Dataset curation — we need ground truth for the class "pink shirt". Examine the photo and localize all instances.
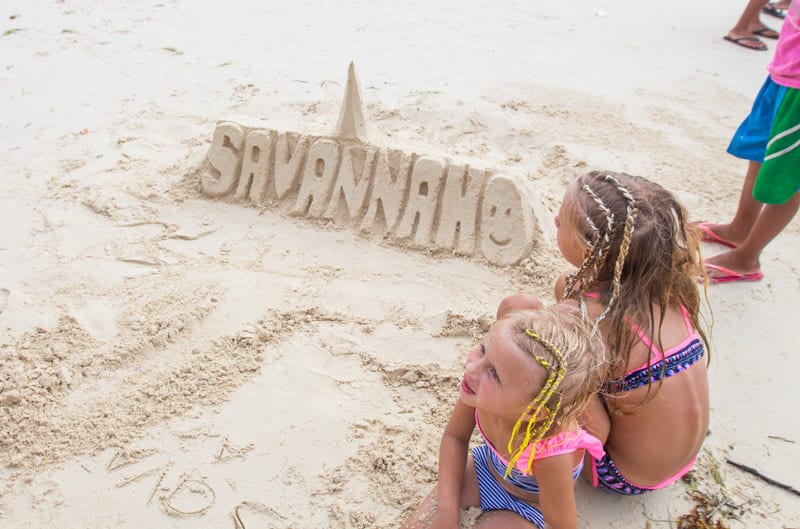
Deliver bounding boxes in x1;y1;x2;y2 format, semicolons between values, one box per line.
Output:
768;0;800;88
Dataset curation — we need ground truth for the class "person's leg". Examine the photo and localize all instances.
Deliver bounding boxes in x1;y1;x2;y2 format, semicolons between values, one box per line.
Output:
705;83;799;279
699;161;763;245
704;192;800;276
726;0;771;49
476;510;538;529
703;79;794;253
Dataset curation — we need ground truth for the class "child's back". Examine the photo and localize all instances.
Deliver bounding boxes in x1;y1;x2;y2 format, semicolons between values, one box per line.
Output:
580;300;708;490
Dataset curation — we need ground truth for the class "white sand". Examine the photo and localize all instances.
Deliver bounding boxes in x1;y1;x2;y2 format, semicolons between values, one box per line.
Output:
1;1;799;527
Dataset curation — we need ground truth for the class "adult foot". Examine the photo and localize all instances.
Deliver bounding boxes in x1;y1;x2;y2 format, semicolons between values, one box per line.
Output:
723;33;768;50
752;23;780;39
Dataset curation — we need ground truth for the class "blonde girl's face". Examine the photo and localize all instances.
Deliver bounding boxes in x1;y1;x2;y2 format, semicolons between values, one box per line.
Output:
555;187;588;268
459;318;540;423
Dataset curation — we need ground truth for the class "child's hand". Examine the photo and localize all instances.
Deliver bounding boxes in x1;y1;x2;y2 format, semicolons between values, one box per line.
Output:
427;510;461;529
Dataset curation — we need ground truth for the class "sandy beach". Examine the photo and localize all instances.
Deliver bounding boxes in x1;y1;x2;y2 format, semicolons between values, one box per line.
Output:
1;1;799;527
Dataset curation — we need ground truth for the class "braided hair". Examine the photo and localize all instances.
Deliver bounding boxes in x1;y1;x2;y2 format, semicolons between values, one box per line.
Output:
502;305;607;476
560;171;709;400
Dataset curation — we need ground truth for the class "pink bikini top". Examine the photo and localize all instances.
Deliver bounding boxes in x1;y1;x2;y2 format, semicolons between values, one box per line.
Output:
581;292;703;377
579;296;707;392
475;411;605;474
626;305;700;375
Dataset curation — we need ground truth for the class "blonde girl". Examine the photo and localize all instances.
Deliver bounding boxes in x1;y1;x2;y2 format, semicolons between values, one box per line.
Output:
500;170;710;495
400;306;606;529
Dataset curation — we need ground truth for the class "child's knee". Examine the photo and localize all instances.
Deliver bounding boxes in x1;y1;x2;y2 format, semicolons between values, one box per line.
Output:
496;294;544;320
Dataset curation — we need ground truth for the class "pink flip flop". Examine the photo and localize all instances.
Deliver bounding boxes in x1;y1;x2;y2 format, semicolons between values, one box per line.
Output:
693;222;738;249
702;263;763;284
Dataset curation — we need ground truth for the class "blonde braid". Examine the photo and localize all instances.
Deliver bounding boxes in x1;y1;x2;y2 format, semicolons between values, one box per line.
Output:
581;184;616;295
582;183;615;256
563;182;601;299
563;179;617;321
505;329;566;477
595;174;638;325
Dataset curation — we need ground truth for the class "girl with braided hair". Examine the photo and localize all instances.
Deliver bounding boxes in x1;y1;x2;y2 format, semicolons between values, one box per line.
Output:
499;170;710;495
399;306;607;529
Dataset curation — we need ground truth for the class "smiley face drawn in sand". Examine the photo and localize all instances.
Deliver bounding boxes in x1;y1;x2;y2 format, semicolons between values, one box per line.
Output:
479;175;534;265
487;206;513;246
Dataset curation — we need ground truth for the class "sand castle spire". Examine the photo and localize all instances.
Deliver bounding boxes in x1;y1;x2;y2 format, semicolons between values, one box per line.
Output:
334;62;368;142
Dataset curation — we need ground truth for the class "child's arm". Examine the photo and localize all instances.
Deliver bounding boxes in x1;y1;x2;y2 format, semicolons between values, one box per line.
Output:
533;454;578;529
579;393;611;445
432;399;476;528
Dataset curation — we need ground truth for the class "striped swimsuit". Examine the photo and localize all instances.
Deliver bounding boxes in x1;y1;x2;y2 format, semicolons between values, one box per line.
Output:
472;413;604;528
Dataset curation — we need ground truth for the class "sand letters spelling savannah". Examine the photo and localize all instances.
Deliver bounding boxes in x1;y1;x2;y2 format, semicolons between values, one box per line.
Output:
200;66;543;267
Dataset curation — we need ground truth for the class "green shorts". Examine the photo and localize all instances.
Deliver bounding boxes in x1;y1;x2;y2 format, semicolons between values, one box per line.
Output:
754;84;800;205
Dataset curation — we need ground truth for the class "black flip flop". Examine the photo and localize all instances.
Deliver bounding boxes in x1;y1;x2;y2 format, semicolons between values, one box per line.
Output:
723;35;768;51
762;3;787;19
753;26;780;39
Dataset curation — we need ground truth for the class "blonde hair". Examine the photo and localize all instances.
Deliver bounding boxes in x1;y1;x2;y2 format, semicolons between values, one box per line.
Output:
561;170;709;401
501;305;607;476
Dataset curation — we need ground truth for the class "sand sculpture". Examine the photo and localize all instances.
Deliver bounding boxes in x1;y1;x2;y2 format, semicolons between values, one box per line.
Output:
200;63;545;266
